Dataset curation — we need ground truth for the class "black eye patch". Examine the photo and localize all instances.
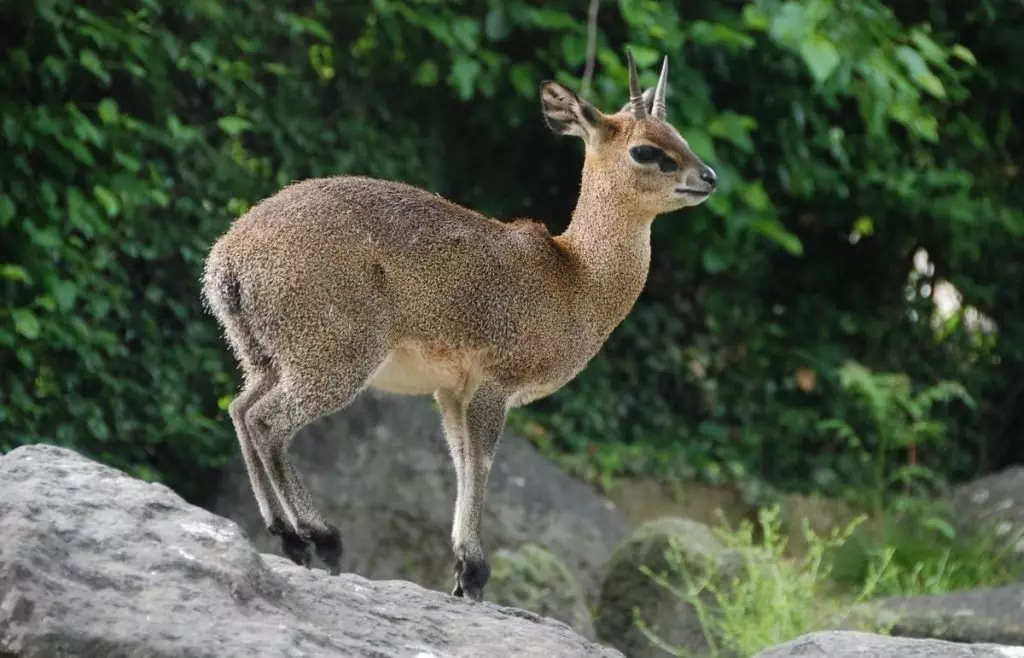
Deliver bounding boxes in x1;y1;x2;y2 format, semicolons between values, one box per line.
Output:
629;145;679;173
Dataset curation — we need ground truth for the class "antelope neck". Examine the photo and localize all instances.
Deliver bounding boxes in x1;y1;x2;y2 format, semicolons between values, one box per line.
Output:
555;169;655;328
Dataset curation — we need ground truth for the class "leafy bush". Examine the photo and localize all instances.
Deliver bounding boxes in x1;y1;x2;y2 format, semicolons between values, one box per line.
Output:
829;508;1024;598
635;504;1023;657
635;507;879;657
3;0;1023;504
0;0;433;501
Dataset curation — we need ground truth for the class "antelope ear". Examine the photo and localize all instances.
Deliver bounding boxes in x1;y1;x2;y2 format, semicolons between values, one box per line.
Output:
539;81;611;147
618;88;656;116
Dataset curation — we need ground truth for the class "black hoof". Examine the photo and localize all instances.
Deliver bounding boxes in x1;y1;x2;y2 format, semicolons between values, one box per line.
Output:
310;524;343;576
268;519;312;568
452;555;489;603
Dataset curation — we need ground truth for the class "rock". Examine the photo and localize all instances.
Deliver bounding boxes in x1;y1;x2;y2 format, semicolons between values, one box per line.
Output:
753;630;1024;657
952;467;1024;567
211;389;629;600
605;477;755;530
856;585;1024;645
776;492;857;558
594;517;741;658
0;444;622;658
488;543;595;639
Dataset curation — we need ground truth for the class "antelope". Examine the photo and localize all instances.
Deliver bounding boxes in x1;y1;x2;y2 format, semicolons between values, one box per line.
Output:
201;51;717;602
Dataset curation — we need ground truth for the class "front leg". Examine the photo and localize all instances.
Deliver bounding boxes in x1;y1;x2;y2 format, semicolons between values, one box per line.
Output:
450;384;508;602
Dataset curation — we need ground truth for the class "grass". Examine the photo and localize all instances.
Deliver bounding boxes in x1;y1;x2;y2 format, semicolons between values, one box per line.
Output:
633;503;1023;658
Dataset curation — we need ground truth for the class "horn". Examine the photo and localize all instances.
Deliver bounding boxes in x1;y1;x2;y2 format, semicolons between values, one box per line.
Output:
652;56;669;120
626;49;647;119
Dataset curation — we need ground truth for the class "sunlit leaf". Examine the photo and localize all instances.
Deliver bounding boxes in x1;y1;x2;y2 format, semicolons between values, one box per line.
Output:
216;116;253;136
800;34;841;83
12;309;41;340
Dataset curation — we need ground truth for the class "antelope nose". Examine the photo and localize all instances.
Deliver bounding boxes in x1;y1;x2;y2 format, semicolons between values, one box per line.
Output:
700;167;717;187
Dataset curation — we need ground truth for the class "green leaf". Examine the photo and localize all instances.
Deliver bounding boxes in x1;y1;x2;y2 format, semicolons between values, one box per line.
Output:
769;1;815;46
12;308;41;340
853;216;874;236
413;60;439;86
920;516;957;540
97;98;119;124
741;183;771;212
484;8;511;41
217;116;253;136
626;45;659;69
702;245;730;273
800;34;840;83
53;280;78;312
895;46;946;99
450;56;482;100
450;17;480;50
93;185;120;217
909;29;948;65
0;264;31;283
741;4;770;31
951;44;976;66
750;218;803;255
0;196;14;226
79;49;111;85
707;112;758;153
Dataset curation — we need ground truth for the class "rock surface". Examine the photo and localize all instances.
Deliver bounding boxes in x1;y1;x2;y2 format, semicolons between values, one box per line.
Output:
952;467;1024;567
212;389;629;599
863;585;1024;645
0;444;623;658
594;517;741;658
752;630;1024;657
488;543;595;639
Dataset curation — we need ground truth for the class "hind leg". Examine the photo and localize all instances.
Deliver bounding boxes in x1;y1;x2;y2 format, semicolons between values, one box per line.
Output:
245;341;383;574
229;370;302;561
229;369;312;567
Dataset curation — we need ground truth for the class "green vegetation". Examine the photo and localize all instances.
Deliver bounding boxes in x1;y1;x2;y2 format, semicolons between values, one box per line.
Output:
2;0;1022;512
636;505;1022;657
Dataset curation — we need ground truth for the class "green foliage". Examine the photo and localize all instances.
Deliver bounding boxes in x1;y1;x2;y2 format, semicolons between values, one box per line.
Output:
634;506;879;657
829;510;1024;598
635;504;1022;657
0;0;433;500
818;360;974;517
3;0;1023;503
517;0;1024;495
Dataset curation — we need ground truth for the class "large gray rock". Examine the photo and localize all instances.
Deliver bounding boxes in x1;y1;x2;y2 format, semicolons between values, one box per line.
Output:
594;517;742;658
0;444;622;658
952;467;1024;567
861;585;1024;645
753;630;1024;657
211;389;629;599
488;543;595;639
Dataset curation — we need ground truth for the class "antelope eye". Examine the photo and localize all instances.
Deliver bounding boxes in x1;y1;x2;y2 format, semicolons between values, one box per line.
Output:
629;145;663;164
630;144;680;173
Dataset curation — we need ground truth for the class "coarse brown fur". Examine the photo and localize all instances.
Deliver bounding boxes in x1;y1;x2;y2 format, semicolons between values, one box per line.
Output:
201;53;717;601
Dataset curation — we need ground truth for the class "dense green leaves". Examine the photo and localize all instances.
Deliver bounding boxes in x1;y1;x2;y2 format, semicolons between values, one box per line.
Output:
1;0;1022;504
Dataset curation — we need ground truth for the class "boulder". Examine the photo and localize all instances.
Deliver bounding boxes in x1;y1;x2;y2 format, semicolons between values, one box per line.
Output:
753;630;1024;657
952;467;1024;568
0;444;623;658
857;585;1024;645
488;543;595;639
211;389;629;600
594;517;741;658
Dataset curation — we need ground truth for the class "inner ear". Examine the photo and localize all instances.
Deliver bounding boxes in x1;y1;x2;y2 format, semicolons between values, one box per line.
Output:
539;81;609;146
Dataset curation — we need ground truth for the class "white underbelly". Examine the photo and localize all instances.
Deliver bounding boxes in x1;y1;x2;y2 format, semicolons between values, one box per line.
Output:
367;345;470;396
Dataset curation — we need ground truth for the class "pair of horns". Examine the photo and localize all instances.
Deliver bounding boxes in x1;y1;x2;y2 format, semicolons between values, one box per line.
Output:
626;50;669;121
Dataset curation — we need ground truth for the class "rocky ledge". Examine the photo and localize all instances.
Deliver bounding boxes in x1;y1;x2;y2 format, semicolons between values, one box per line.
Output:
0;444;620;658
